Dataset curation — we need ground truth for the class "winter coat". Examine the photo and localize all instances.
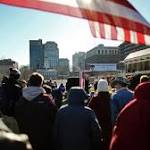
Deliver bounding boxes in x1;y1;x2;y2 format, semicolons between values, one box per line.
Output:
54;87;103;150
58;84;65;93
0;78;22;116
88;92;112;150
15;86;57;150
111;87;133;125
110;82;150;150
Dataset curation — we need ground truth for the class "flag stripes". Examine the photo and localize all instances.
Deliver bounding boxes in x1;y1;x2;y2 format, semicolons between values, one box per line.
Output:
0;0;150;45
89;21;150;45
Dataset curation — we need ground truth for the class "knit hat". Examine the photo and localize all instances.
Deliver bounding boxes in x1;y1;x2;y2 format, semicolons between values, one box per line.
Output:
97;79;109;92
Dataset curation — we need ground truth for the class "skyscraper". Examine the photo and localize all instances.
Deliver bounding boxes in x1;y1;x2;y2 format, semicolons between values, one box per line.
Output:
30;39;44;70
44;41;59;69
72;52;86;72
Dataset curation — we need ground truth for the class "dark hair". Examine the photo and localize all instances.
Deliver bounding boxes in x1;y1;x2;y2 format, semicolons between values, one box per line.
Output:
119;82;127;87
43;84;52;94
28;72;44;87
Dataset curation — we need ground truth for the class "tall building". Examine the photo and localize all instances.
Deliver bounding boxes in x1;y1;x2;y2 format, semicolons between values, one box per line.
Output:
72;52;86;72
119;42;150;60
44;42;59;69
0;59;18;76
58;58;70;75
30;39;44;70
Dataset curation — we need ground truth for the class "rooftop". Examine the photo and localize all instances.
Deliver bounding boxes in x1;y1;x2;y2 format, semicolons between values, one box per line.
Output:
124;48;150;60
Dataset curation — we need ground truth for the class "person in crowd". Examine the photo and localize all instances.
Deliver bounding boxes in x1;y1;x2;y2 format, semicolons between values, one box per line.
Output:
94;80;98;92
0;68;22;116
140;75;150;83
0;113;32;150
128;73;141;91
43;84;52;94
15;72;57;150
54;87;103;150
53;81;58;88
111;77;134;125
88;79;112;150
110;82;150;150
58;83;65;93
52;86;63;109
43;84;54;101
19;79;27;88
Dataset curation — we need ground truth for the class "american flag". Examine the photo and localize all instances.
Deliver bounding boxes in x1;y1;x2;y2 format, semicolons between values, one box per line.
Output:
1;0;150;45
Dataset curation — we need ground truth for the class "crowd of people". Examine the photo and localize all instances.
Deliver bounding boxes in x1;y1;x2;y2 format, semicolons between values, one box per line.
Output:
0;67;150;150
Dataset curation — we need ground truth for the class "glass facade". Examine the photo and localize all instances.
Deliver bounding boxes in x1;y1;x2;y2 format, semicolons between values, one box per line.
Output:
30;39;44;70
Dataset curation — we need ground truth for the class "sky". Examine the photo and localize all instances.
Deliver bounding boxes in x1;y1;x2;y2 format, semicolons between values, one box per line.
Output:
0;0;150;67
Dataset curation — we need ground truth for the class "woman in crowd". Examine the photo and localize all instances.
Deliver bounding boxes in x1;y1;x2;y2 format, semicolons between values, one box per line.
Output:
88;79;112;150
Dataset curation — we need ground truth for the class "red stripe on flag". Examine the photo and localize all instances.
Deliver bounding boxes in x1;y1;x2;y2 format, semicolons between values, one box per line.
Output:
99;23;105;38
124;29;131;43
111;26;117;40
137;32;145;45
1;0;150;35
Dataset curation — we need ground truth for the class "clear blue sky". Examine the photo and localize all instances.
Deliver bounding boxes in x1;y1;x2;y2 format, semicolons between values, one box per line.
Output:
0;0;150;66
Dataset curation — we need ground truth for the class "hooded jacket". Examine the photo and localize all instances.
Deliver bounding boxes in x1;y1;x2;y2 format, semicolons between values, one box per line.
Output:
110;82;150;150
54;87;103;150
15;86;57;150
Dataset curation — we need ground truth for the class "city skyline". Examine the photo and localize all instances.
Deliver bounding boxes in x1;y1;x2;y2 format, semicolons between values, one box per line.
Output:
0;0;150;66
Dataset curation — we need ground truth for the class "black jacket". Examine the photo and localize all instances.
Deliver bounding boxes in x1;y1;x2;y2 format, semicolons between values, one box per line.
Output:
54;87;103;150
15;89;57;150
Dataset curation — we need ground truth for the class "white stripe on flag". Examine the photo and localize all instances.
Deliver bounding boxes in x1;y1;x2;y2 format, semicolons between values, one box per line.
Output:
144;34;150;45
104;24;111;39
94;22;101;38
130;31;138;44
116;27;125;41
41;0;78;7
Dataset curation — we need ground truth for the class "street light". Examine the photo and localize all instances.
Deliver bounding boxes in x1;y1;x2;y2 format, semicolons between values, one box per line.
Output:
90;64;95;76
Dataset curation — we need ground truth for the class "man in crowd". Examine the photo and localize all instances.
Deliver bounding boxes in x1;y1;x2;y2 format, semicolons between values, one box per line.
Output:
15;72;57;150
0;68;22;116
111;77;134;125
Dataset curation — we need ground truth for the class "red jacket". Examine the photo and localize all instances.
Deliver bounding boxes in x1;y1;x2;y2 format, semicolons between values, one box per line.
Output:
110;82;150;150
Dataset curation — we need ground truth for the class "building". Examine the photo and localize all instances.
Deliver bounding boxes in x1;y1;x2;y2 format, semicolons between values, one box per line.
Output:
37;69;58;80
58;58;70;76
124;48;150;74
119;42;150;60
30;39;44;70
72;52;86;72
0;59;18;76
44;41;59;69
85;44;119;73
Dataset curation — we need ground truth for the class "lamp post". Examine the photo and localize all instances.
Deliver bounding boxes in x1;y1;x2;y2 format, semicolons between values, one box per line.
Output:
90;64;95;76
